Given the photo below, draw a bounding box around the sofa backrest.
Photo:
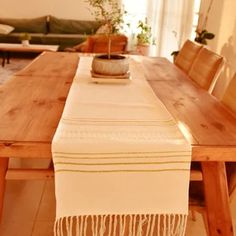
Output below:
[48,16,101,35]
[0,16,48,34]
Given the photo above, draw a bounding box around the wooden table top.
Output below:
[0,52,79,158]
[142,57,236,161]
[0,54,235,236]
[0,55,236,161]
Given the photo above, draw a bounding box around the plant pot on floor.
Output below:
[136,44,150,56]
[21,40,30,47]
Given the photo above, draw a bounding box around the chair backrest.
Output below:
[175,40,203,73]
[84,34,128,54]
[188,47,224,92]
[221,73,236,198]
[222,73,236,113]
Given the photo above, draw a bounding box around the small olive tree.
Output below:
[85,0,126,58]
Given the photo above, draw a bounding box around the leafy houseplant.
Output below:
[85,0,126,58]
[136,19,152,56]
[195,0,215,45]
[171,30,215,59]
[171,0,215,59]
[137,20,152,45]
[85,0,129,76]
[194,29,215,45]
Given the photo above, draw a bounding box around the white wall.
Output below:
[199,0,236,99]
[0,0,95,20]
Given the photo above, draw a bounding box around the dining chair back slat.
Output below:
[222,73,236,199]
[188,47,224,93]
[175,40,203,73]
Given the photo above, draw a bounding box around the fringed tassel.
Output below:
[60,217,64,236]
[83,216,88,236]
[108,215,112,236]
[54,214,188,236]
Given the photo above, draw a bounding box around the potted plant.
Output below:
[85,0,129,76]
[136,19,152,56]
[194,29,215,45]
[20,33,31,46]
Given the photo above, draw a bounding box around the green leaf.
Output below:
[171,51,179,56]
[194,37,201,43]
[201,39,207,45]
[204,33,215,39]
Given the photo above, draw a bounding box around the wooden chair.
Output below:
[83,34,128,54]
[174,40,203,73]
[189,73,236,233]
[188,47,224,93]
[65,34,128,54]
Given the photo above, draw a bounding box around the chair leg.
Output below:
[191,210,197,221]
[0,158,9,221]
[202,211,209,235]
[48,160,54,169]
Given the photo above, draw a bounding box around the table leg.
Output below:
[6,52,10,64]
[1,52,6,67]
[201,162,234,236]
[0,158,9,221]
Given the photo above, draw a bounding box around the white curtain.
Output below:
[148,0,195,59]
[122,0,147,51]
[122,0,195,59]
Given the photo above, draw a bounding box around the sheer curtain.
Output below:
[148,0,195,59]
[122,0,147,51]
[123,0,195,59]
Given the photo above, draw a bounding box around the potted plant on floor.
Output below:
[136,19,152,56]
[85,0,129,76]
[19,33,31,47]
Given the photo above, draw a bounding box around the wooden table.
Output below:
[0,51,79,218]
[0,54,235,235]
[0,43,59,67]
[142,57,236,236]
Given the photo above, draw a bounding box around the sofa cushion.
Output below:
[44,33,87,39]
[0,32,45,44]
[49,16,101,34]
[0,24,14,35]
[0,16,47,34]
[43,33,87,51]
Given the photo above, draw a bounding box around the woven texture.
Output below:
[52,57,191,235]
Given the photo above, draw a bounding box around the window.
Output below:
[122,0,201,57]
[191,0,202,40]
[122,0,147,34]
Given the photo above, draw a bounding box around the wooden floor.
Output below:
[0,57,235,235]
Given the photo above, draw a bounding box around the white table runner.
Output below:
[52,56,191,235]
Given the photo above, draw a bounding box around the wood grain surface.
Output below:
[0,52,79,158]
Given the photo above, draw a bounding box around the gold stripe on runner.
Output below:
[55,169,190,174]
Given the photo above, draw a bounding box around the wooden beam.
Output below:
[6,168,54,180]
[0,158,9,221]
[202,162,233,236]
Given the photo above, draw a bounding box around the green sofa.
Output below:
[0,16,101,51]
